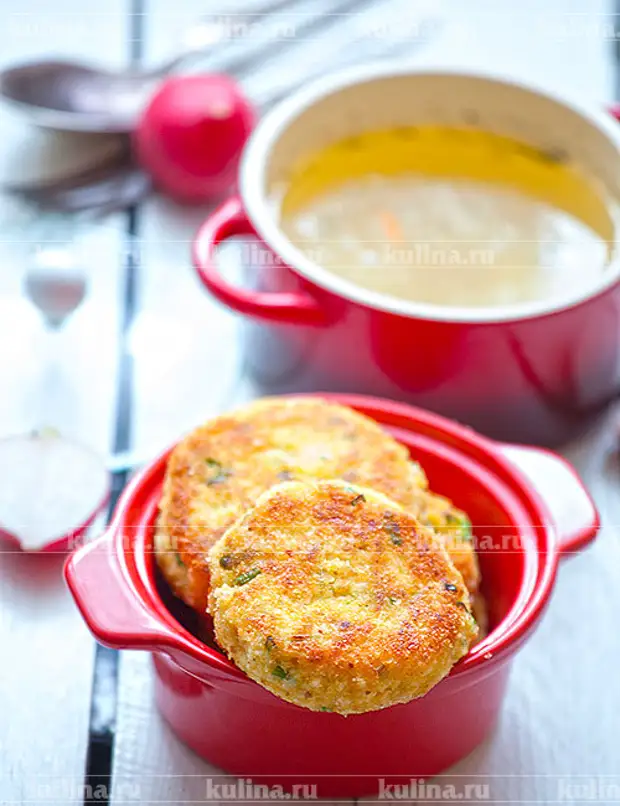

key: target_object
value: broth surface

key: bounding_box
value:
[274,127,616,308]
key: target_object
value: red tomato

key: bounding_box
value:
[134,74,255,203]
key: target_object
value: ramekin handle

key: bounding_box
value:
[498,444,600,555]
[192,195,328,326]
[65,534,186,650]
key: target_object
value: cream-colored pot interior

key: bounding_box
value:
[240,66,620,322]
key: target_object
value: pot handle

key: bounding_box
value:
[64,533,195,653]
[498,444,600,555]
[192,195,328,326]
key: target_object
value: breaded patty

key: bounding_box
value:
[209,480,478,715]
[412,489,481,595]
[154,524,189,598]
[471,593,488,642]
[156,397,426,611]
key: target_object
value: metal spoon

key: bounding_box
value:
[6,151,151,214]
[0,22,223,133]
[0,0,420,135]
[0,1,296,134]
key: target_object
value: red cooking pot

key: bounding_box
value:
[193,66,620,446]
[65,394,598,799]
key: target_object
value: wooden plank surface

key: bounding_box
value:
[111,1,620,804]
[0,1,128,803]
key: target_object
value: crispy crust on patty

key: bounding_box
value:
[208,480,478,715]
[412,489,481,595]
[153,523,190,603]
[156,397,426,611]
[471,593,489,642]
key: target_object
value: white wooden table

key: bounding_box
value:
[1,1,619,804]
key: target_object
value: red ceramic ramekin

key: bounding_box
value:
[65,395,598,799]
[193,66,620,446]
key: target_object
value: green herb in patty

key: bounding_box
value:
[204,458,232,486]
[272,665,290,680]
[384,517,402,545]
[232,568,261,586]
[446,512,472,542]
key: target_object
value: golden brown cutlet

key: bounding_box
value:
[156,397,426,611]
[208,480,478,715]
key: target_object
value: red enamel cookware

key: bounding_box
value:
[65,394,598,798]
[193,66,620,446]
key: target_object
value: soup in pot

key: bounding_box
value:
[273,127,617,309]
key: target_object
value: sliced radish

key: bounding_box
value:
[0,430,110,551]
